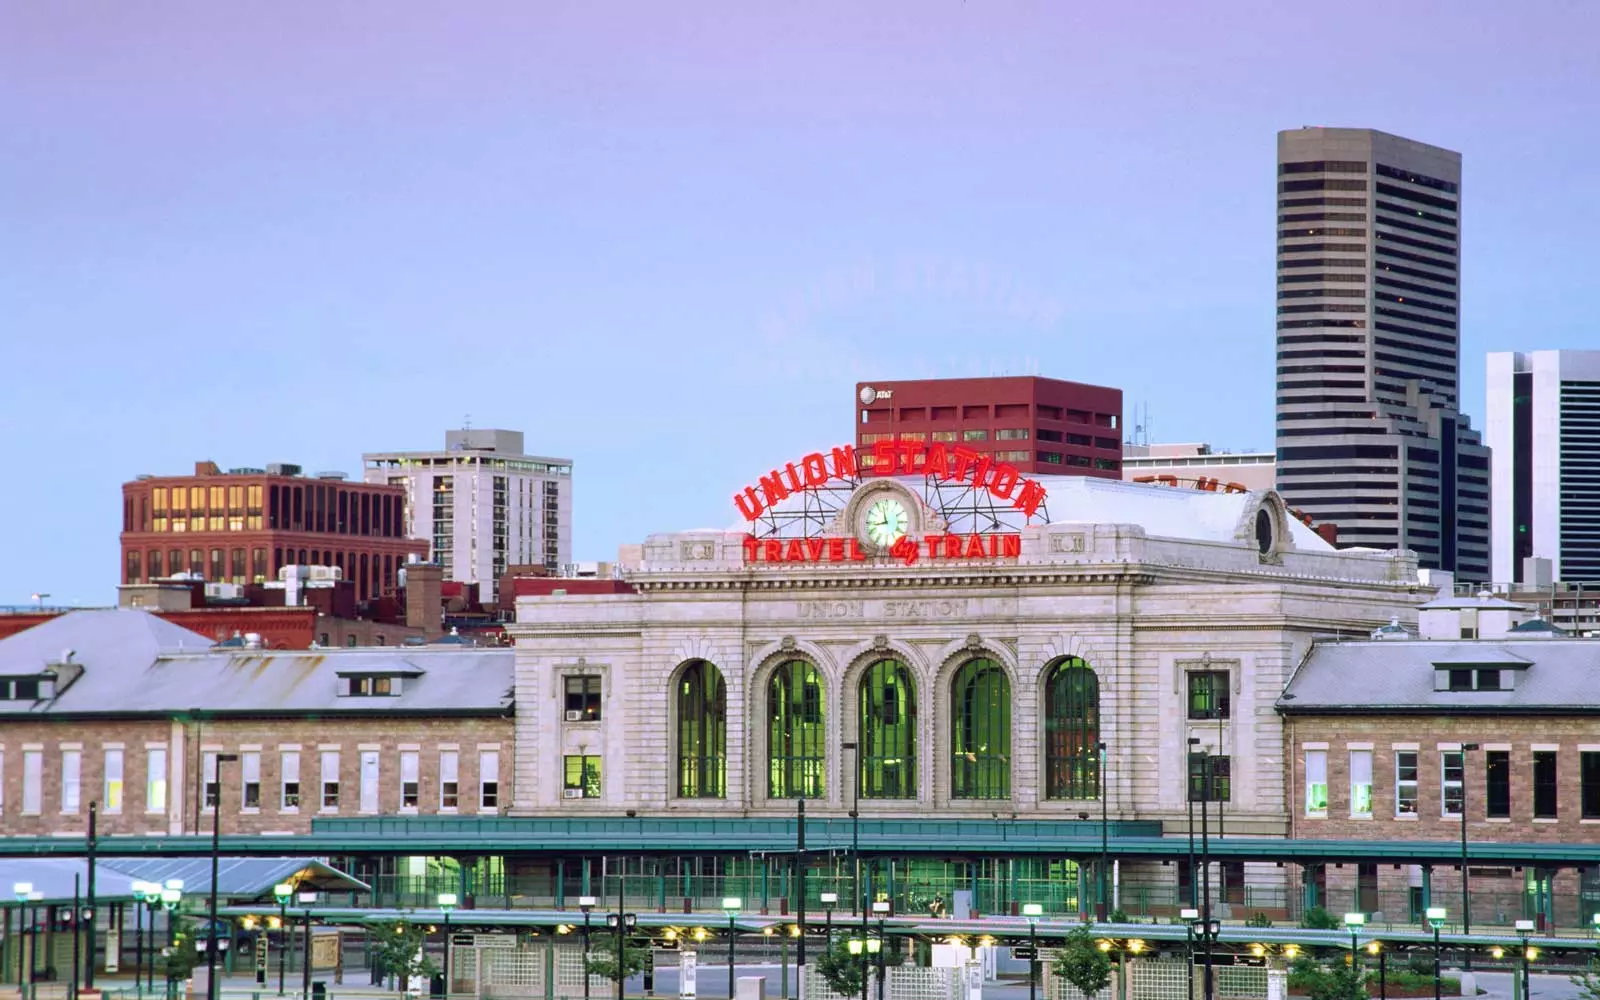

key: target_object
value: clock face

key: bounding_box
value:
[863,497,909,548]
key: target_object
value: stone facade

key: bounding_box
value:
[508,478,1423,839]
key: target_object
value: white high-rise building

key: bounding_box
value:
[1487,350,1600,583]
[364,429,573,600]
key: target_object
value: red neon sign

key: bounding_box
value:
[743,533,1022,567]
[733,443,1048,521]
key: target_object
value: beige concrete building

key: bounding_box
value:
[1122,443,1276,492]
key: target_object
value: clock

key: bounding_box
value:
[863,496,909,548]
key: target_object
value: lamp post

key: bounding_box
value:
[846,940,866,1000]
[721,898,741,1000]
[1180,908,1198,1000]
[1343,913,1365,980]
[842,742,860,916]
[578,896,596,1000]
[142,881,164,994]
[820,893,838,951]
[206,753,239,1000]
[1515,919,1534,1000]
[604,909,636,1000]
[272,883,292,996]
[871,902,889,1000]
[1424,907,1446,1000]
[1022,904,1042,1000]
[1098,741,1109,921]
[1366,941,1386,1000]
[1185,740,1198,908]
[1458,742,1480,971]
[437,892,456,1000]
[161,882,183,1000]
[130,880,150,996]
[12,883,32,994]
[297,891,318,1000]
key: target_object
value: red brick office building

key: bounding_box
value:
[120,461,427,602]
[854,376,1123,477]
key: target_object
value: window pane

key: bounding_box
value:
[1349,750,1372,816]
[1533,751,1558,819]
[1395,751,1419,816]
[950,658,1011,800]
[1582,752,1600,820]
[1305,750,1328,814]
[1486,750,1511,819]
[1045,658,1100,800]
[147,748,168,812]
[859,659,916,799]
[676,660,727,799]
[768,661,825,799]
[104,749,124,814]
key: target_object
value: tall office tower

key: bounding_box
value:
[1487,350,1600,583]
[364,429,573,600]
[1274,127,1489,580]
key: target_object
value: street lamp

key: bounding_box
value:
[847,939,867,1000]
[820,892,838,951]
[578,896,597,1000]
[272,883,293,996]
[129,880,151,995]
[161,882,184,1000]
[1097,741,1109,921]
[1180,908,1199,1000]
[1425,907,1447,1000]
[12,883,32,993]
[1367,940,1386,1000]
[1344,913,1365,975]
[604,909,637,1000]
[871,901,890,1000]
[1022,904,1043,1000]
[206,753,239,1000]
[842,742,861,916]
[1458,742,1480,971]
[1515,919,1535,1000]
[437,892,457,1000]
[722,898,742,1000]
[141,880,165,994]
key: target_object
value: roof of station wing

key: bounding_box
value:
[3,857,367,905]
[1278,638,1600,714]
[0,609,512,717]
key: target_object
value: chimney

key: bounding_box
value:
[405,563,445,641]
[194,460,221,476]
[1314,523,1338,546]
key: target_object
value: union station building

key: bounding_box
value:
[506,445,1426,906]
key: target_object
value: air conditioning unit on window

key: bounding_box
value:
[564,710,583,722]
[562,788,584,799]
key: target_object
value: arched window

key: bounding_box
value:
[1044,657,1100,799]
[676,660,727,798]
[951,658,1010,799]
[768,660,825,798]
[859,659,916,799]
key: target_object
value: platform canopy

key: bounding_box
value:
[3,856,368,905]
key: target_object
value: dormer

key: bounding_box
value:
[1430,649,1532,692]
[1,650,85,703]
[335,666,423,698]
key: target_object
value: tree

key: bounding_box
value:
[371,920,440,993]
[813,937,906,997]
[157,917,202,986]
[1572,968,1600,1000]
[584,934,652,985]
[1052,924,1112,999]
[1306,962,1366,1000]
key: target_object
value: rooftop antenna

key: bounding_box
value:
[463,414,472,431]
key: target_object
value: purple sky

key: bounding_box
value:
[2,1,1598,603]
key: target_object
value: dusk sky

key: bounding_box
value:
[3,1,1597,604]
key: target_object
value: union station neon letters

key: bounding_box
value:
[733,442,1049,522]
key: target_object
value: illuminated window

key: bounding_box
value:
[152,488,168,512]
[563,755,602,798]
[859,659,916,799]
[676,660,726,799]
[146,746,167,813]
[1190,754,1231,802]
[189,516,204,533]
[189,487,204,511]
[1187,671,1230,719]
[171,489,187,513]
[564,676,602,721]
[994,450,1030,462]
[209,486,225,510]
[103,748,123,814]
[247,485,263,512]
[153,517,168,533]
[768,660,825,799]
[1305,749,1328,814]
[1350,749,1373,817]
[931,431,958,442]
[995,428,1030,440]
[961,429,988,441]
[1044,657,1099,800]
[950,658,1010,800]
[228,485,244,511]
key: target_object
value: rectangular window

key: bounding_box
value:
[320,751,340,811]
[281,751,301,811]
[1187,753,1230,802]
[961,429,989,441]
[147,747,167,813]
[1441,750,1464,817]
[1305,749,1328,815]
[359,751,379,813]
[439,750,459,810]
[203,752,219,809]
[24,750,43,813]
[1581,752,1600,820]
[1533,750,1558,819]
[1349,749,1373,817]
[61,749,81,814]
[241,751,261,810]
[1395,751,1419,816]
[1486,750,1511,819]
[563,755,602,798]
[564,676,602,721]
[400,750,419,809]
[1187,671,1231,719]
[104,749,124,814]
[995,428,1030,440]
[479,750,500,811]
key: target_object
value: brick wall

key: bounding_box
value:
[1283,714,1600,843]
[0,714,513,837]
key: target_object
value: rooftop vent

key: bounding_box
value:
[315,471,348,481]
[266,463,302,477]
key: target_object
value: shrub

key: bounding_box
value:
[1109,908,1129,924]
[1052,924,1113,999]
[1247,912,1273,929]
[1301,907,1341,930]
